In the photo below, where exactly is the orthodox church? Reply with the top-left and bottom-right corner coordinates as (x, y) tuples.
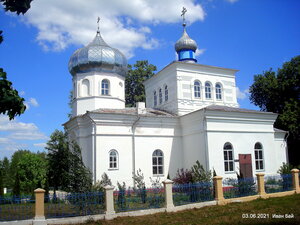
(64, 15), (288, 186)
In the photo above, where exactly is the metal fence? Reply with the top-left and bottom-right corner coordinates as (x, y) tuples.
(0, 195), (35, 221)
(172, 182), (214, 206)
(45, 191), (105, 218)
(265, 174), (293, 194)
(114, 187), (164, 212)
(223, 177), (257, 199)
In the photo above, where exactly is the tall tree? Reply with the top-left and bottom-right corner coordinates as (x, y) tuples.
(46, 130), (92, 193)
(249, 55), (300, 165)
(0, 0), (33, 119)
(16, 152), (47, 194)
(125, 60), (157, 107)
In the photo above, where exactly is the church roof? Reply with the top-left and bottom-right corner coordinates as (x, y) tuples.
(68, 30), (127, 77)
(203, 105), (275, 114)
(90, 108), (176, 117)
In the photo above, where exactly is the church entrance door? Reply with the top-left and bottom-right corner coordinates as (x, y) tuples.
(238, 154), (253, 178)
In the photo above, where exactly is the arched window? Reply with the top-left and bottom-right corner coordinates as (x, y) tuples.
(224, 142), (234, 172)
(205, 82), (212, 99)
(194, 81), (201, 98)
(152, 150), (163, 175)
(82, 79), (90, 97)
(159, 88), (163, 104)
(101, 79), (110, 95)
(109, 150), (118, 169)
(165, 85), (168, 102)
(154, 91), (157, 107)
(254, 143), (264, 170)
(216, 83), (222, 100)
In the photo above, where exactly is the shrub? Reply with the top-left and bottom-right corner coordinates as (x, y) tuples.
(191, 160), (212, 183)
(117, 182), (126, 210)
(277, 163), (293, 175)
(92, 173), (112, 192)
(133, 169), (147, 203)
(173, 168), (193, 184)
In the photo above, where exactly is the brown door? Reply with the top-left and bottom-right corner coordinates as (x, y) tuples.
(239, 154), (253, 178)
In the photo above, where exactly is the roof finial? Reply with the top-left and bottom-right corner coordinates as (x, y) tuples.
(181, 7), (187, 28)
(97, 17), (100, 34)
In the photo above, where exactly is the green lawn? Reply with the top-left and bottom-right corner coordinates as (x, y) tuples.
(77, 194), (300, 225)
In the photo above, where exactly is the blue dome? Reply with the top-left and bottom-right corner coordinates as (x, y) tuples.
(69, 31), (127, 77)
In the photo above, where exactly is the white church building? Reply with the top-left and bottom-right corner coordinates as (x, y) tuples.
(64, 18), (288, 186)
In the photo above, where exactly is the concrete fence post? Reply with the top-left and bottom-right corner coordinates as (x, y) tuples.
(33, 188), (46, 225)
(291, 169), (300, 193)
(256, 173), (267, 198)
(213, 176), (225, 204)
(163, 179), (174, 211)
(104, 185), (115, 219)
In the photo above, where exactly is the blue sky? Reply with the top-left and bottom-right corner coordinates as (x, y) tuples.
(0, 0), (299, 159)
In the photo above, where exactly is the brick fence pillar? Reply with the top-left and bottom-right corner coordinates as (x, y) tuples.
(256, 173), (267, 198)
(163, 179), (174, 211)
(33, 188), (46, 225)
(213, 176), (225, 204)
(291, 169), (300, 193)
(104, 185), (115, 219)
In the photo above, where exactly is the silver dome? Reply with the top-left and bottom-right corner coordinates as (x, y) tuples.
(69, 32), (127, 77)
(175, 26), (197, 52)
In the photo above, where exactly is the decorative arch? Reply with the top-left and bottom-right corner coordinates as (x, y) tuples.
(223, 142), (234, 172)
(205, 82), (212, 99)
(154, 91), (157, 107)
(152, 149), (164, 175)
(109, 149), (118, 169)
(254, 142), (264, 170)
(82, 79), (90, 97)
(159, 88), (163, 104)
(101, 79), (110, 95)
(194, 80), (201, 98)
(215, 83), (222, 100)
(164, 85), (168, 102)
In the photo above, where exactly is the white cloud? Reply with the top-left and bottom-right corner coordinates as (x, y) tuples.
(29, 98), (39, 107)
(24, 97), (39, 110)
(23, 0), (205, 57)
(195, 48), (206, 57)
(0, 115), (47, 140)
(236, 87), (249, 100)
(33, 143), (47, 148)
(225, 0), (239, 3)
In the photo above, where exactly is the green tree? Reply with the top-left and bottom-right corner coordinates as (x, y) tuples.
(46, 130), (92, 193)
(125, 60), (156, 107)
(0, 0), (34, 119)
(16, 152), (47, 194)
(249, 55), (300, 165)
(1, 157), (10, 188)
(0, 69), (26, 120)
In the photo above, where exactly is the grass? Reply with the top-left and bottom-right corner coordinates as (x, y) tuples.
(75, 194), (300, 225)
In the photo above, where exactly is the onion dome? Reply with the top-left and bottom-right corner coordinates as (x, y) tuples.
(69, 30), (127, 77)
(175, 23), (197, 63)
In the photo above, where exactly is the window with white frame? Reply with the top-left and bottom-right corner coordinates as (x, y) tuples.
(254, 143), (264, 170)
(159, 88), (163, 104)
(224, 142), (234, 172)
(205, 82), (212, 99)
(82, 79), (90, 97)
(154, 91), (157, 106)
(101, 79), (110, 95)
(152, 149), (163, 175)
(194, 81), (201, 98)
(109, 150), (118, 169)
(216, 83), (222, 100)
(165, 85), (168, 102)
